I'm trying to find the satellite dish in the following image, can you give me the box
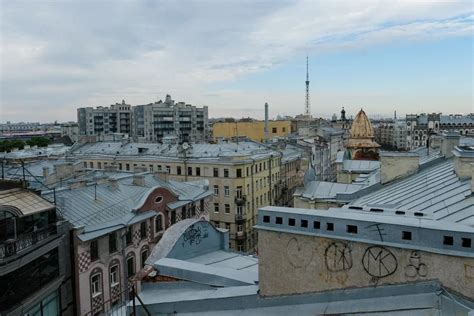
[182,142,189,150]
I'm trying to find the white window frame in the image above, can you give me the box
[91,273,102,296]
[224,186,230,196]
[110,265,119,286]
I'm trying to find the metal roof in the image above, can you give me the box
[342,159,380,173]
[0,188,54,216]
[41,173,211,229]
[351,159,474,226]
[295,181,364,200]
[72,141,278,162]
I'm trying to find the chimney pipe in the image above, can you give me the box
[264,102,269,142]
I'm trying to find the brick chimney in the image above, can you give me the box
[132,174,146,186]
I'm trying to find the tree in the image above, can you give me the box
[26,137,51,148]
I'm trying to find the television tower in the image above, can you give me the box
[304,56,310,116]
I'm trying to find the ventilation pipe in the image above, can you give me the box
[264,102,269,142]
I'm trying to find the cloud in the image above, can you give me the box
[0,0,472,122]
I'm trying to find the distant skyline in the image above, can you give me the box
[1,0,473,123]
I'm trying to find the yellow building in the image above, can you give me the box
[213,120,292,142]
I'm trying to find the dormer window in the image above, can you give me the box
[155,196,163,204]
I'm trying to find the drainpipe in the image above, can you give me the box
[120,228,129,304]
[250,158,256,248]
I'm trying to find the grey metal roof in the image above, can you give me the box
[342,159,380,173]
[295,181,364,200]
[72,141,278,162]
[351,159,474,226]
[440,114,474,125]
[41,173,211,230]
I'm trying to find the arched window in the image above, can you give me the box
[126,253,136,277]
[155,214,163,233]
[155,196,163,204]
[140,246,149,268]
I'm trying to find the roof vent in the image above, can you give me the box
[414,212,424,217]
[348,206,363,210]
[395,211,406,215]
[370,208,384,213]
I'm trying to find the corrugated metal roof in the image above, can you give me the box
[343,160,380,173]
[351,159,474,226]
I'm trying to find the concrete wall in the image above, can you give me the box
[454,156,474,178]
[380,154,419,184]
[258,230,474,300]
[293,198,341,210]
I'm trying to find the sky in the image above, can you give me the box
[0,0,473,123]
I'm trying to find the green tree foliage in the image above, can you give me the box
[0,140,26,152]
[26,136,51,148]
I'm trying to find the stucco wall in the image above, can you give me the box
[380,155,419,184]
[258,230,474,300]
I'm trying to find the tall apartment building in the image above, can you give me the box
[375,120,408,150]
[133,94,208,143]
[0,182,74,315]
[77,95,209,143]
[406,113,474,150]
[70,141,281,252]
[77,100,132,137]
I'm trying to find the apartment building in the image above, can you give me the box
[0,182,74,315]
[77,95,209,143]
[133,94,208,143]
[78,100,132,137]
[42,173,211,315]
[406,113,474,150]
[70,141,281,252]
[375,120,408,150]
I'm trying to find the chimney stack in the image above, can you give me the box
[441,132,461,158]
[132,174,146,186]
[264,102,269,142]
[42,166,49,178]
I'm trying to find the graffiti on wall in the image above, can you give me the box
[324,242,353,272]
[362,246,398,278]
[286,237,314,268]
[182,223,208,247]
[404,251,428,278]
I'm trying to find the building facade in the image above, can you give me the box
[374,120,408,150]
[42,173,212,315]
[70,141,281,252]
[406,113,474,150]
[212,120,292,142]
[0,183,74,316]
[133,94,208,143]
[78,100,133,137]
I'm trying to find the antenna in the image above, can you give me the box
[305,56,311,117]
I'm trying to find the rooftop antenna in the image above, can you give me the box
[304,56,311,117]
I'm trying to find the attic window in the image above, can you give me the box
[288,218,296,226]
[263,215,270,223]
[462,238,471,248]
[275,217,283,225]
[155,196,163,204]
[443,236,453,246]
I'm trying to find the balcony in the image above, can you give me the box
[235,212,247,223]
[234,195,246,205]
[0,226,56,259]
[236,231,246,240]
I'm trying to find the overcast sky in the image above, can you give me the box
[1,0,473,123]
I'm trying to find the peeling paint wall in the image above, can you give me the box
[259,230,474,300]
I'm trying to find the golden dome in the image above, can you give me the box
[350,109,374,139]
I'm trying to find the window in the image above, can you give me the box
[188,167,193,176]
[346,225,358,234]
[224,186,230,196]
[236,169,242,178]
[226,223,231,231]
[155,215,163,233]
[402,231,412,240]
[214,203,219,213]
[171,211,176,224]
[196,167,201,176]
[127,256,135,276]
[166,166,171,174]
[276,217,283,224]
[89,162,94,168]
[214,185,219,195]
[141,250,148,268]
[118,163,122,170]
[224,169,229,178]
[110,265,119,285]
[213,168,219,177]
[90,240,99,261]
[443,236,453,246]
[83,162,87,168]
[109,232,117,253]
[326,223,334,231]
[462,238,471,248]
[272,127,277,133]
[140,222,147,240]
[288,218,295,226]
[126,163,130,171]
[126,228,132,245]
[225,204,230,213]
[155,196,163,204]
[263,215,270,223]
[214,221,220,228]
[301,219,308,228]
[177,166,182,175]
[91,274,101,296]
[282,127,286,132]
[237,224,243,232]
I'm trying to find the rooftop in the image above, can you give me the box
[0,188,54,216]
